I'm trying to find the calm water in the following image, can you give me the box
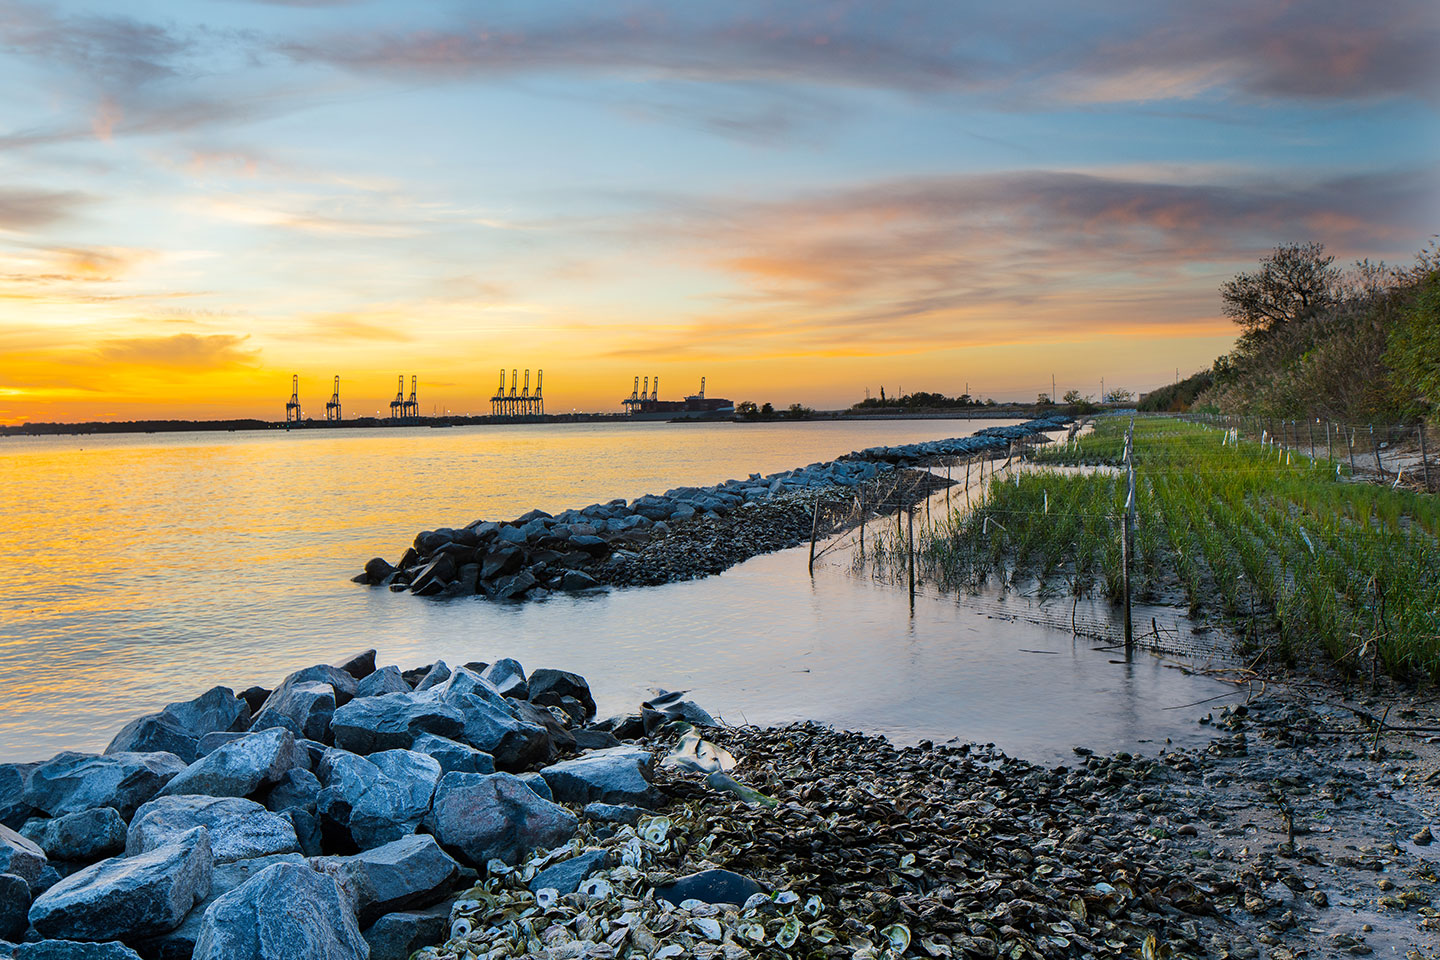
[0,420,1240,764]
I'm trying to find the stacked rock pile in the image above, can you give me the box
[0,651,690,960]
[844,415,1072,466]
[356,416,1070,603]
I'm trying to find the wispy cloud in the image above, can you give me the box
[281,0,1440,106]
[0,188,88,230]
[97,332,259,369]
[588,165,1437,360]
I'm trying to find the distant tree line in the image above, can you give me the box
[735,401,814,420]
[851,390,986,411]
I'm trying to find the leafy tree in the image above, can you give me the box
[1221,241,1343,339]
[1385,270,1440,420]
[1104,388,1134,403]
[1037,393,1052,406]
[1062,389,1082,404]
[735,401,758,417]
[760,402,775,417]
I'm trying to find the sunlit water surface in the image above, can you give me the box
[0,420,1240,764]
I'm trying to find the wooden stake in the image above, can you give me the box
[1123,419,1135,657]
[907,506,915,611]
[859,485,866,557]
[1420,424,1432,492]
[808,498,820,576]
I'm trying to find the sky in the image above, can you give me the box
[1,0,1437,423]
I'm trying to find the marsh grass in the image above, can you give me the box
[870,417,1440,679]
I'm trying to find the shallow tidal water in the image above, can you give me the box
[0,419,1243,764]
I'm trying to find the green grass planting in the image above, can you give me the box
[873,417,1440,679]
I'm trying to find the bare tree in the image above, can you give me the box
[1221,242,1343,338]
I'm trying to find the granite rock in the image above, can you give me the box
[28,827,212,942]
[127,796,298,864]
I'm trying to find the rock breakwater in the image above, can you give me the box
[356,417,1072,603]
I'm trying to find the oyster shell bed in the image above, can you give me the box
[422,723,1215,960]
[420,696,1440,960]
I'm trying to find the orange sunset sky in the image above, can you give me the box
[2,0,1436,423]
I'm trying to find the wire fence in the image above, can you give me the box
[1180,413,1437,493]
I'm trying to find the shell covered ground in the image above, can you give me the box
[417,686,1440,960]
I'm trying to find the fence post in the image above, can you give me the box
[1420,424,1432,493]
[1373,425,1384,476]
[859,485,866,557]
[808,498,820,577]
[1326,421,1333,461]
[1123,418,1135,657]
[1308,419,1314,460]
[907,506,916,611]
[1347,427,1356,474]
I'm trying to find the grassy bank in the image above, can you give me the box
[876,416,1440,679]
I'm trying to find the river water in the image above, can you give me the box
[0,419,1241,764]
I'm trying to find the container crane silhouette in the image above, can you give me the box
[286,375,302,423]
[325,376,341,421]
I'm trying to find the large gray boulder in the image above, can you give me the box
[329,694,465,755]
[361,902,450,960]
[28,827,212,941]
[0,826,47,891]
[261,768,320,814]
[24,753,186,821]
[336,650,377,681]
[527,669,596,719]
[411,662,452,692]
[309,834,459,925]
[158,728,304,800]
[105,688,250,764]
[0,942,144,960]
[315,751,438,852]
[249,682,335,743]
[0,764,37,829]
[539,746,661,807]
[431,670,550,770]
[424,772,576,866]
[191,862,368,960]
[0,872,29,940]
[330,672,549,770]
[407,734,494,775]
[132,853,304,960]
[20,809,125,863]
[127,797,298,864]
[280,666,359,706]
[353,667,409,699]
[479,659,527,699]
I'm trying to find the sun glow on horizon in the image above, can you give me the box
[1,1,1435,424]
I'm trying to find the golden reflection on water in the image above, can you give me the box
[0,420,1021,757]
